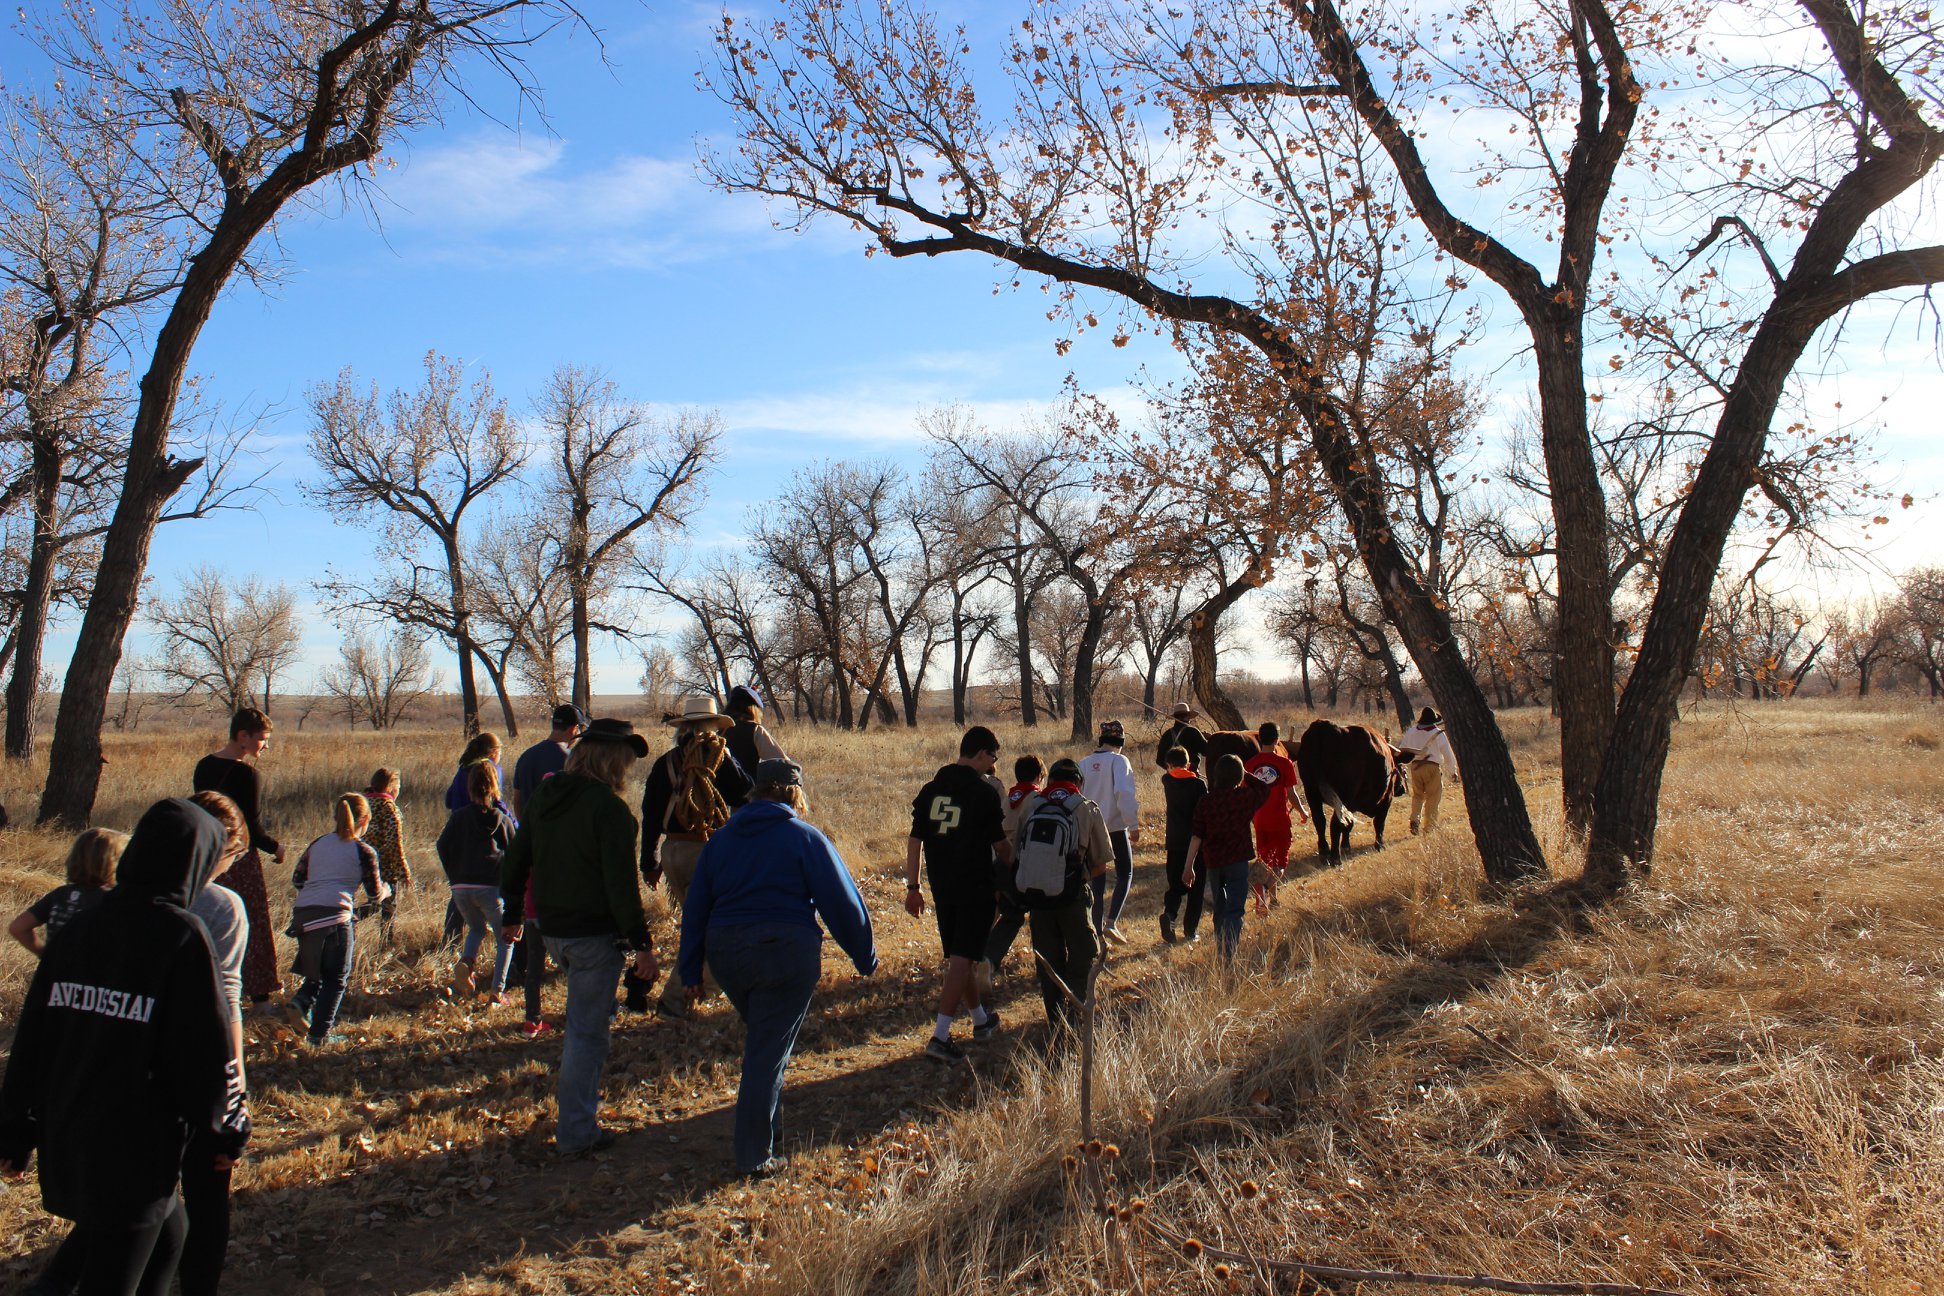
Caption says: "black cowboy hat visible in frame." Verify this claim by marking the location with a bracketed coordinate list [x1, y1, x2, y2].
[579, 717, 649, 757]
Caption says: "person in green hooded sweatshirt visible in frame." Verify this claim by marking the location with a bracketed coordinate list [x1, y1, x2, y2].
[500, 719, 660, 1156]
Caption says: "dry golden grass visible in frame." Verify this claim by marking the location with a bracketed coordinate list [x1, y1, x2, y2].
[2, 700, 1941, 1295]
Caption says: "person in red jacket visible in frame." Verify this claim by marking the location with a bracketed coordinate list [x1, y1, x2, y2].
[1242, 722, 1305, 912]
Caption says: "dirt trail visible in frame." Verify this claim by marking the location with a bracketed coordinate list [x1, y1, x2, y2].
[218, 893, 1189, 1295]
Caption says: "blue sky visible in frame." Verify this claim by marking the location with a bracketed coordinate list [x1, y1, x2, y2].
[20, 3, 1944, 698]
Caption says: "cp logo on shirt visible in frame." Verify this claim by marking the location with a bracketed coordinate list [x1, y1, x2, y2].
[928, 796, 962, 833]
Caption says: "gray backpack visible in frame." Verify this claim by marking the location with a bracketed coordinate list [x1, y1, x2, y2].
[1013, 795, 1084, 909]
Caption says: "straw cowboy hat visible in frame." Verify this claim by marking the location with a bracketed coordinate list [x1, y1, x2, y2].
[663, 696, 733, 729]
[1170, 702, 1198, 720]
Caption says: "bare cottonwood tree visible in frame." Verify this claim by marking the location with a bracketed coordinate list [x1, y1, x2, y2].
[1895, 568, 1944, 699]
[747, 463, 881, 729]
[319, 629, 439, 729]
[1827, 596, 1904, 698]
[149, 567, 303, 712]
[928, 403, 1164, 741]
[308, 352, 525, 735]
[533, 365, 719, 711]
[466, 519, 573, 710]
[0, 90, 262, 760]
[32, 0, 576, 825]
[706, 0, 1944, 885]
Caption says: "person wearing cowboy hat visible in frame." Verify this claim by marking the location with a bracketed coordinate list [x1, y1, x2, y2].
[498, 718, 660, 1156]
[1392, 706, 1456, 834]
[1153, 702, 1208, 774]
[637, 697, 753, 1018]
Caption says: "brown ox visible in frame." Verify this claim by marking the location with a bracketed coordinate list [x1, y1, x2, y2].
[1201, 729, 1293, 768]
[1294, 720, 1405, 865]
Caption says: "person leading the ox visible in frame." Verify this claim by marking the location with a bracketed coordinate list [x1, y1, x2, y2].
[1078, 719, 1139, 943]
[640, 696, 752, 1018]
[0, 798, 249, 1296]
[1393, 707, 1457, 834]
[906, 726, 1012, 1063]
[723, 685, 789, 781]
[500, 719, 660, 1156]
[676, 759, 877, 1178]
[1154, 701, 1208, 774]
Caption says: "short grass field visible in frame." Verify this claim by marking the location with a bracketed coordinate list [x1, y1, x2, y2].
[1, 699, 1940, 1294]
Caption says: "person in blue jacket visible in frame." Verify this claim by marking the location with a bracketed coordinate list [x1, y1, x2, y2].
[676, 758, 877, 1178]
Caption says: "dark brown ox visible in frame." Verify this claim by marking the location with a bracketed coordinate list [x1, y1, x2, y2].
[1202, 729, 1292, 768]
[1294, 720, 1405, 865]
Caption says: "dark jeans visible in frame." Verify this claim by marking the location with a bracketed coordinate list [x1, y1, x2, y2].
[706, 923, 821, 1173]
[985, 898, 1025, 969]
[1162, 839, 1207, 937]
[1028, 899, 1098, 1033]
[33, 1197, 187, 1296]
[292, 923, 352, 1042]
[178, 1129, 231, 1295]
[1090, 830, 1134, 931]
[1209, 861, 1250, 959]
[521, 918, 549, 1021]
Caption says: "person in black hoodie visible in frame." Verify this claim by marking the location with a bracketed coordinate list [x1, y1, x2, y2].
[0, 797, 249, 1296]
[437, 761, 520, 1001]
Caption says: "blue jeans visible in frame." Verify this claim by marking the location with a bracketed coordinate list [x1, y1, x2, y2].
[452, 886, 514, 993]
[1209, 861, 1250, 959]
[705, 923, 821, 1173]
[542, 933, 624, 1152]
[293, 923, 353, 1042]
[1091, 830, 1134, 930]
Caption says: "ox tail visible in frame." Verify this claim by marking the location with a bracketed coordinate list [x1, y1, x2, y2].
[1316, 779, 1356, 830]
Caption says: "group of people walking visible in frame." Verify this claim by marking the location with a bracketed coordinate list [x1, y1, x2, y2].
[0, 685, 1456, 1295]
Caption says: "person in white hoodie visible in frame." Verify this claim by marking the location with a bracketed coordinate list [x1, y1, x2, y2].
[1078, 720, 1140, 944]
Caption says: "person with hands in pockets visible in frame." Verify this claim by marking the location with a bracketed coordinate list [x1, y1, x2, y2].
[500, 718, 661, 1157]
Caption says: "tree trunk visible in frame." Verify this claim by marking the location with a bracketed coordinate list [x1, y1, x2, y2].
[472, 644, 520, 737]
[1013, 584, 1038, 726]
[6, 436, 62, 760]
[38, 450, 198, 825]
[1586, 313, 1814, 887]
[951, 620, 970, 726]
[1068, 584, 1110, 743]
[442, 534, 484, 736]
[570, 577, 593, 713]
[1532, 327, 1616, 835]
[1185, 594, 1247, 731]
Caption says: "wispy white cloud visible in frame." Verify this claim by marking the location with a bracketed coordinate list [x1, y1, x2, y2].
[368, 132, 837, 269]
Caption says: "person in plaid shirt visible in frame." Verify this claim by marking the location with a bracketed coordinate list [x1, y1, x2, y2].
[1181, 754, 1274, 959]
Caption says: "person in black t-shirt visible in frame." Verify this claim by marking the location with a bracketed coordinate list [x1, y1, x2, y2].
[8, 828, 124, 956]
[904, 727, 1013, 1064]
